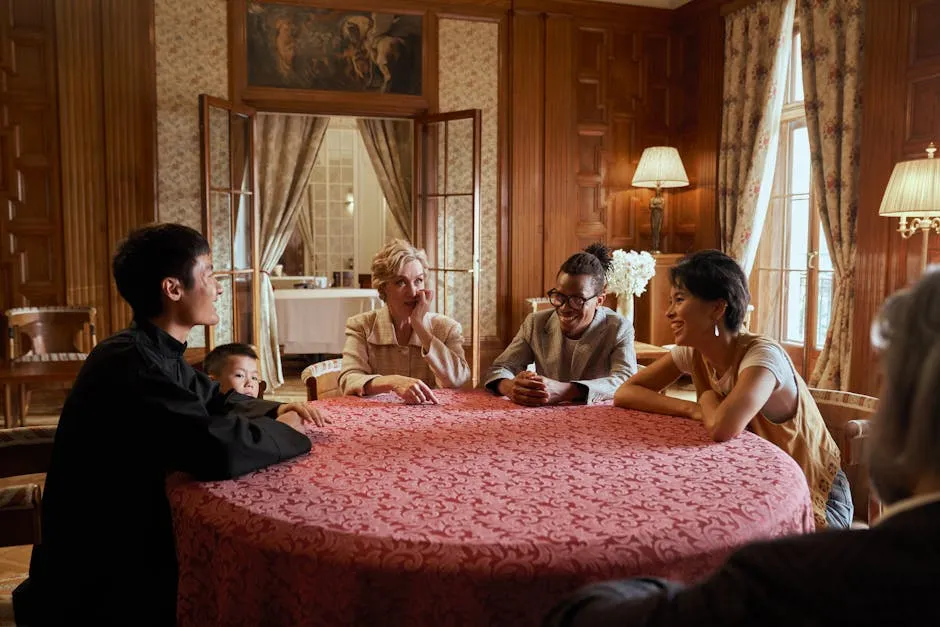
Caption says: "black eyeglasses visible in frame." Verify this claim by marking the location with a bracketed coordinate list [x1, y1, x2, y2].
[547, 288, 601, 311]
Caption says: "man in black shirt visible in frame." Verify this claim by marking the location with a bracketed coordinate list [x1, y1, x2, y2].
[13, 223, 321, 626]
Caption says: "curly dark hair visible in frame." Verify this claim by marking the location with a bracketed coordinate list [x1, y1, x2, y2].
[112, 223, 211, 321]
[558, 243, 613, 291]
[669, 249, 750, 331]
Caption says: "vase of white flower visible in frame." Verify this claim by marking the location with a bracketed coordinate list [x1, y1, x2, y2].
[606, 249, 656, 325]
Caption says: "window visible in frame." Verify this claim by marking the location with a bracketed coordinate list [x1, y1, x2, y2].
[751, 29, 834, 375]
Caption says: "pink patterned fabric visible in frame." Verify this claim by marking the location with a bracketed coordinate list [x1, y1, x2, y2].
[170, 390, 813, 627]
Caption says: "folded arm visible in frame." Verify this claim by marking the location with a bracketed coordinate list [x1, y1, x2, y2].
[484, 315, 536, 394]
[573, 325, 638, 404]
[614, 354, 702, 418]
[140, 367, 311, 480]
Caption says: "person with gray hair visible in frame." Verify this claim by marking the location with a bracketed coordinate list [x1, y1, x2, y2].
[339, 239, 470, 403]
[543, 268, 940, 627]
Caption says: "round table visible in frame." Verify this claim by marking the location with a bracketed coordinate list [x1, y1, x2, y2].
[169, 390, 813, 627]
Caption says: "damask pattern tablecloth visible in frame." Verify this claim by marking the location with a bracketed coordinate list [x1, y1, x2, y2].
[169, 390, 814, 627]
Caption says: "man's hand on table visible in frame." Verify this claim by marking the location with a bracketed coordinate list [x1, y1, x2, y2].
[276, 402, 330, 430]
[501, 372, 584, 406]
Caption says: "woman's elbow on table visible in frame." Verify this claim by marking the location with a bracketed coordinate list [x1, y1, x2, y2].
[704, 413, 748, 443]
[613, 382, 641, 409]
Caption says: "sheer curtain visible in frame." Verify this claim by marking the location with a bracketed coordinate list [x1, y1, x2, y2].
[800, 0, 866, 390]
[257, 113, 329, 387]
[718, 0, 795, 275]
[356, 118, 413, 240]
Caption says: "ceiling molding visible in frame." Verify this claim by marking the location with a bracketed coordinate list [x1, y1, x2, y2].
[588, 0, 693, 8]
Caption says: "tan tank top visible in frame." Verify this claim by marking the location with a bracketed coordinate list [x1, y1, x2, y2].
[689, 333, 841, 530]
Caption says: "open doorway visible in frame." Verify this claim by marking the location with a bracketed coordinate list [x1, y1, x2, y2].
[275, 116, 410, 288]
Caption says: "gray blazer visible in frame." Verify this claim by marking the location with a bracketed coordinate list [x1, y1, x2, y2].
[484, 307, 637, 404]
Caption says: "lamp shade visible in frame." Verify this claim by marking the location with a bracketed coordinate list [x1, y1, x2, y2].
[878, 152, 940, 218]
[632, 147, 690, 189]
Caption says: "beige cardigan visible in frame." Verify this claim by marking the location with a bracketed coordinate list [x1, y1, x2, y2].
[339, 307, 471, 395]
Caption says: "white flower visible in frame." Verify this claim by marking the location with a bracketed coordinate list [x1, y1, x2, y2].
[606, 249, 656, 298]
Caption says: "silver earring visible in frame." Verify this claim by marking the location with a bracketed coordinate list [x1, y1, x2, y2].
[714, 323, 720, 337]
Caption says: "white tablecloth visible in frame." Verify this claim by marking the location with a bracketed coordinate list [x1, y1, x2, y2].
[274, 289, 380, 354]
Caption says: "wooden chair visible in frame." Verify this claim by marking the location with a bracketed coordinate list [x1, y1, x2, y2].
[6, 306, 97, 362]
[0, 425, 56, 548]
[301, 359, 342, 401]
[4, 306, 96, 425]
[809, 388, 881, 525]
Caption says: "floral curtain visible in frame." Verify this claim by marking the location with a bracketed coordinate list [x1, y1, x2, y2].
[801, 0, 865, 390]
[257, 113, 329, 387]
[718, 0, 795, 275]
[356, 118, 413, 241]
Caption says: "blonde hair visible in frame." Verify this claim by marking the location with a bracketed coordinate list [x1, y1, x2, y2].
[870, 266, 940, 504]
[371, 239, 429, 301]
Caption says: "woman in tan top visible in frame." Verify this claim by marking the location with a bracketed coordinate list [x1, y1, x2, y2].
[614, 250, 848, 529]
[339, 239, 470, 403]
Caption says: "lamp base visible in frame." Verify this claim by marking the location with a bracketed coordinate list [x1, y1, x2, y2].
[649, 189, 665, 254]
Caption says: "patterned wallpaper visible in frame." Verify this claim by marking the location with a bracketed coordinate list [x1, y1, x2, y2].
[438, 19, 500, 338]
[155, 0, 228, 230]
[155, 0, 229, 346]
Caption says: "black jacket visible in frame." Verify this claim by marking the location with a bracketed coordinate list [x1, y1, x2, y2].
[13, 321, 312, 626]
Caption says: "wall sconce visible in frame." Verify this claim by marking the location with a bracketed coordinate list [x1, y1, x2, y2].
[344, 190, 355, 216]
[632, 147, 689, 254]
[878, 141, 940, 272]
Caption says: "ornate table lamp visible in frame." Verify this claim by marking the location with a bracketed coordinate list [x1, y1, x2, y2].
[632, 147, 689, 254]
[879, 142, 940, 272]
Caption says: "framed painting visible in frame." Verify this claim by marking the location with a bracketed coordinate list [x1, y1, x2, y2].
[232, 0, 434, 116]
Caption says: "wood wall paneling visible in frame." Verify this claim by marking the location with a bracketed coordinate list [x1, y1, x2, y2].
[851, 0, 935, 395]
[543, 15, 576, 289]
[508, 11, 545, 333]
[100, 0, 158, 331]
[674, 0, 723, 254]
[0, 0, 63, 317]
[56, 0, 110, 330]
[55, 0, 157, 336]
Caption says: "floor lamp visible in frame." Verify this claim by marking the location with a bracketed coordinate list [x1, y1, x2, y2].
[879, 142, 940, 273]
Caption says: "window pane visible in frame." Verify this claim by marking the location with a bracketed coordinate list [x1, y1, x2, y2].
[791, 125, 811, 196]
[791, 31, 804, 103]
[785, 197, 810, 345]
[788, 198, 810, 270]
[786, 270, 806, 343]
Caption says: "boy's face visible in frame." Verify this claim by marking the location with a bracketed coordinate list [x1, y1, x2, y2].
[218, 355, 261, 397]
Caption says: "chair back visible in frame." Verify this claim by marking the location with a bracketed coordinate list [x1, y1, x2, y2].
[0, 426, 56, 547]
[6, 306, 97, 362]
[809, 388, 880, 524]
[301, 359, 343, 401]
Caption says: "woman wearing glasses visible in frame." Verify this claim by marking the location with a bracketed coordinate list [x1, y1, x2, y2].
[484, 243, 637, 405]
[613, 250, 849, 529]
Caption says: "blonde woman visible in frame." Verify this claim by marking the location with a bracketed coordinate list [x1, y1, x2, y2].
[339, 239, 470, 403]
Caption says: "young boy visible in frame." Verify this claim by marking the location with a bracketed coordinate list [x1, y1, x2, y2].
[13, 223, 326, 627]
[204, 343, 262, 398]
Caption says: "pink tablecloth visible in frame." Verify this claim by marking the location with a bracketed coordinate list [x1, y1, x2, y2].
[169, 390, 813, 627]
